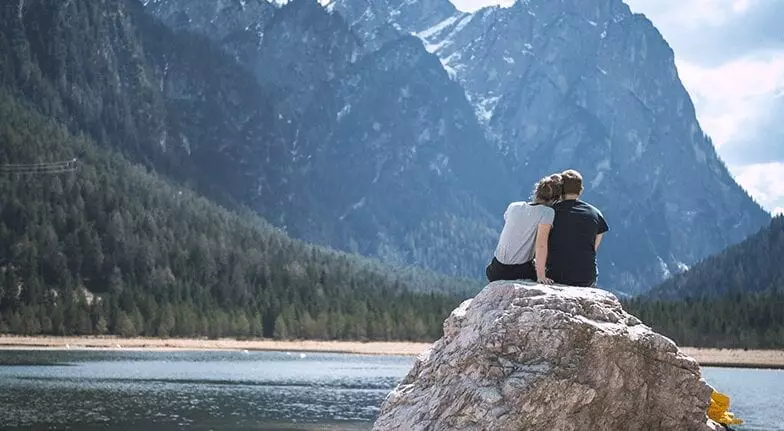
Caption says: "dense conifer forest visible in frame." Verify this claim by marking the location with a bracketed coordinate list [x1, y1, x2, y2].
[0, 91, 475, 341]
[624, 292, 784, 349]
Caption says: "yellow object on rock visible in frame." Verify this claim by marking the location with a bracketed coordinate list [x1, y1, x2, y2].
[707, 391, 743, 426]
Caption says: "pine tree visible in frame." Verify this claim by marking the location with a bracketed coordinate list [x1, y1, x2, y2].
[116, 311, 136, 338]
[273, 314, 288, 340]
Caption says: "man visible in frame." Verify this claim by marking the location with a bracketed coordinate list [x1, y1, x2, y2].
[547, 169, 608, 287]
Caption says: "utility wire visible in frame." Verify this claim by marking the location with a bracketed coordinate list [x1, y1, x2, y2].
[0, 158, 78, 175]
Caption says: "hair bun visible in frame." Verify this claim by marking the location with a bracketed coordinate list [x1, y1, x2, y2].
[533, 174, 564, 202]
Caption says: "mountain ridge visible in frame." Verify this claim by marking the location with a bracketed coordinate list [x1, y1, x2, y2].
[2, 0, 769, 296]
[644, 215, 784, 300]
[326, 0, 770, 292]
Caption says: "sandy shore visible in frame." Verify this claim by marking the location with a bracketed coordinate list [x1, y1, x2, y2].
[680, 347, 784, 369]
[0, 335, 430, 356]
[1, 336, 782, 368]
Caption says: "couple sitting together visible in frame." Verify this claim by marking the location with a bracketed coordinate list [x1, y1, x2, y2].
[486, 169, 609, 287]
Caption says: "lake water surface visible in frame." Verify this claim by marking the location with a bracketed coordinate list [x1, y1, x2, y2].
[0, 350, 781, 430]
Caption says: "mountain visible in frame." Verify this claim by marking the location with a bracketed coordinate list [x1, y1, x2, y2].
[3, 0, 768, 295]
[289, 35, 510, 270]
[142, 0, 769, 294]
[3, 0, 777, 346]
[146, 0, 512, 275]
[0, 89, 472, 340]
[148, 0, 361, 121]
[329, 0, 771, 292]
[144, 0, 277, 67]
[0, 0, 295, 218]
[621, 216, 784, 349]
[3, 0, 505, 286]
[644, 216, 784, 300]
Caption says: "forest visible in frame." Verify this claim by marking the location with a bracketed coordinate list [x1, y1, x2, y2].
[0, 90, 475, 341]
[646, 216, 784, 300]
[623, 216, 784, 349]
[624, 292, 784, 349]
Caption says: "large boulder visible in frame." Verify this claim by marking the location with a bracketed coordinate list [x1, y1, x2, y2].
[373, 281, 721, 431]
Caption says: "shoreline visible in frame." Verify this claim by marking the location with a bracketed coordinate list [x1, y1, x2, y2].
[679, 347, 784, 370]
[1, 336, 783, 369]
[0, 335, 431, 356]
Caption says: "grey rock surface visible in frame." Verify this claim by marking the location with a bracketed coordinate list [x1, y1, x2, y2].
[374, 281, 720, 430]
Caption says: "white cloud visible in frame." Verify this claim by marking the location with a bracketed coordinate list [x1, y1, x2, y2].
[732, 0, 752, 13]
[677, 55, 784, 102]
[675, 54, 784, 149]
[671, 39, 784, 214]
[625, 0, 761, 28]
[731, 162, 784, 213]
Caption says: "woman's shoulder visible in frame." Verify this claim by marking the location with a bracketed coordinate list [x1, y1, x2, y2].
[532, 203, 554, 213]
[506, 201, 530, 211]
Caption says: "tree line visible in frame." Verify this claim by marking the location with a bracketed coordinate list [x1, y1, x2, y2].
[624, 291, 784, 349]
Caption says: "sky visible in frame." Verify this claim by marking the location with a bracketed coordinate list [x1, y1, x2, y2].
[451, 0, 784, 216]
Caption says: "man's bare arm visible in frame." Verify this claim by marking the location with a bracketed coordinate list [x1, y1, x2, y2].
[595, 233, 604, 251]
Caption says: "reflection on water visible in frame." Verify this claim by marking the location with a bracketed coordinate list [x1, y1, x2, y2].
[0, 350, 782, 430]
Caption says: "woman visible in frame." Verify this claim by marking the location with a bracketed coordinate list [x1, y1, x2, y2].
[486, 174, 562, 284]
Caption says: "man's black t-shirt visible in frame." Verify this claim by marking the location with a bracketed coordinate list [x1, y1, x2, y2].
[547, 199, 608, 287]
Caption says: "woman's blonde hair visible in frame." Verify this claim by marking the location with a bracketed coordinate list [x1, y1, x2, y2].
[532, 174, 563, 204]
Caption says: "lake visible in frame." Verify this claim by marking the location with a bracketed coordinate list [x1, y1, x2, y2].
[0, 350, 781, 430]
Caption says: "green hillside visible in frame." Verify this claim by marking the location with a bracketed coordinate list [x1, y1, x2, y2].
[624, 216, 784, 349]
[0, 90, 477, 341]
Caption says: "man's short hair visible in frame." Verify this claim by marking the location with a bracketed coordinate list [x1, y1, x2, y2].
[561, 169, 583, 195]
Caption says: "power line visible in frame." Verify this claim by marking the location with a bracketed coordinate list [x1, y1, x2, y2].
[0, 158, 78, 175]
[0, 158, 76, 168]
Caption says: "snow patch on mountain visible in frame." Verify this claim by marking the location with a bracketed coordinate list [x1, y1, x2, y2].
[414, 13, 473, 55]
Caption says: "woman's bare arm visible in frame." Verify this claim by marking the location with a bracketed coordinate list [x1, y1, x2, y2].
[535, 224, 553, 284]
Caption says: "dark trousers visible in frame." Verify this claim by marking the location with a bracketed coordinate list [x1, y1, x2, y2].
[553, 277, 595, 287]
[547, 268, 596, 287]
[486, 257, 536, 282]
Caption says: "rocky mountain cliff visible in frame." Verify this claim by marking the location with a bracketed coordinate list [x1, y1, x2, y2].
[291, 35, 510, 268]
[147, 0, 512, 276]
[5, 0, 766, 294]
[143, 0, 768, 294]
[329, 0, 770, 291]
